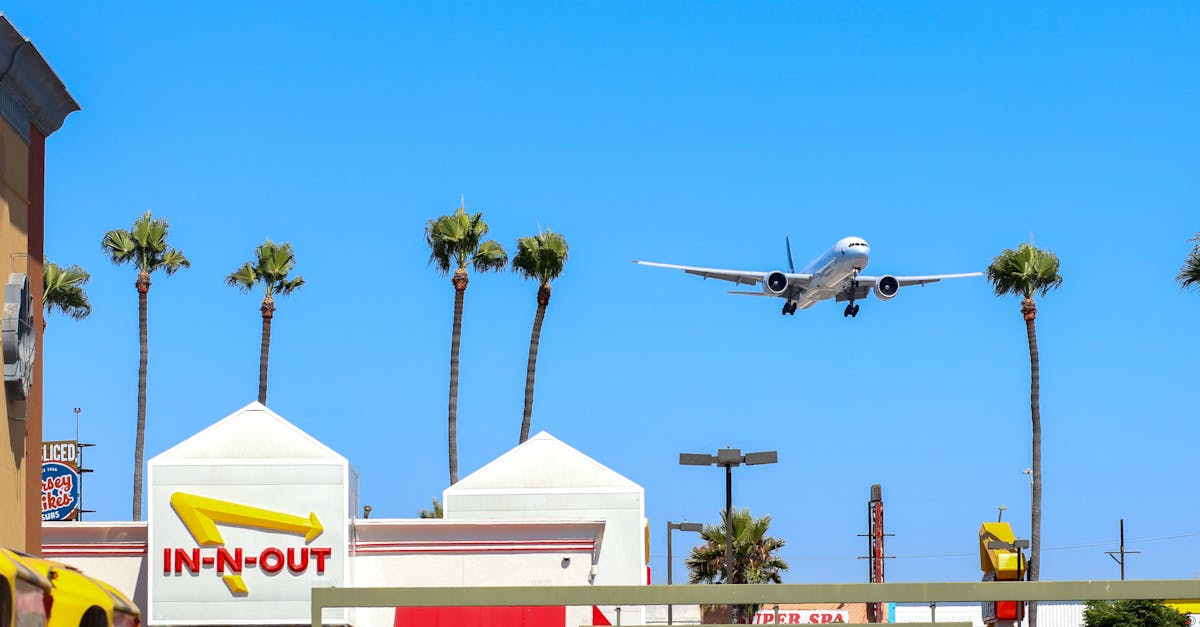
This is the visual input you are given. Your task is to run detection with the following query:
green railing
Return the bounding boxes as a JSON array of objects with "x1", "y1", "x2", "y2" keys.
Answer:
[{"x1": 311, "y1": 580, "x2": 1200, "y2": 627}]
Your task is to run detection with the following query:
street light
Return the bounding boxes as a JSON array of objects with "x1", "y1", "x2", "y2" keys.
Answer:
[
  {"x1": 680, "y1": 448, "x2": 778, "y2": 624},
  {"x1": 666, "y1": 520, "x2": 703, "y2": 625}
]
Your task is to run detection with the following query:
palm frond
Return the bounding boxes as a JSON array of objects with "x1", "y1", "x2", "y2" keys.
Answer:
[
  {"x1": 1177, "y1": 234, "x2": 1200, "y2": 290},
  {"x1": 43, "y1": 262, "x2": 92, "y2": 320},
  {"x1": 158, "y1": 248, "x2": 191, "y2": 275},
  {"x1": 472, "y1": 239, "x2": 509, "y2": 272},
  {"x1": 417, "y1": 498, "x2": 444, "y2": 519},
  {"x1": 512, "y1": 229, "x2": 569, "y2": 283},
  {"x1": 685, "y1": 508, "x2": 788, "y2": 585},
  {"x1": 276, "y1": 275, "x2": 305, "y2": 296},
  {"x1": 100, "y1": 229, "x2": 138, "y2": 265},
  {"x1": 426, "y1": 206, "x2": 507, "y2": 275},
  {"x1": 103, "y1": 211, "x2": 190, "y2": 280},
  {"x1": 986, "y1": 243, "x2": 1063, "y2": 299},
  {"x1": 228, "y1": 239, "x2": 303, "y2": 298},
  {"x1": 225, "y1": 262, "x2": 258, "y2": 292},
  {"x1": 426, "y1": 208, "x2": 480, "y2": 274}
]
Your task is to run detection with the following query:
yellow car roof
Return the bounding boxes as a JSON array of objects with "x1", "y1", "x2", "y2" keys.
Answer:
[
  {"x1": 2, "y1": 548, "x2": 138, "y2": 617},
  {"x1": 0, "y1": 548, "x2": 53, "y2": 591}
]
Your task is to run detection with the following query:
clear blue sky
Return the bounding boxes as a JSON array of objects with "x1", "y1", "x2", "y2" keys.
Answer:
[{"x1": 9, "y1": 2, "x2": 1198, "y2": 584}]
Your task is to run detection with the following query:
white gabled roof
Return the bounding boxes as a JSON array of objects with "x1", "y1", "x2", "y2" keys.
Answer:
[
  {"x1": 150, "y1": 402, "x2": 346, "y2": 463},
  {"x1": 447, "y1": 431, "x2": 641, "y2": 493}
]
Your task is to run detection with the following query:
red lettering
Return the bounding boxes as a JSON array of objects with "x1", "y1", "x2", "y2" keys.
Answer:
[
  {"x1": 163, "y1": 548, "x2": 171, "y2": 573},
  {"x1": 217, "y1": 548, "x2": 242, "y2": 574},
  {"x1": 311, "y1": 547, "x2": 332, "y2": 574},
  {"x1": 789, "y1": 613, "x2": 801, "y2": 624},
  {"x1": 174, "y1": 548, "x2": 201, "y2": 573},
  {"x1": 832, "y1": 616, "x2": 845, "y2": 623},
  {"x1": 40, "y1": 475, "x2": 73, "y2": 492},
  {"x1": 287, "y1": 547, "x2": 309, "y2": 573},
  {"x1": 259, "y1": 548, "x2": 285, "y2": 574}
]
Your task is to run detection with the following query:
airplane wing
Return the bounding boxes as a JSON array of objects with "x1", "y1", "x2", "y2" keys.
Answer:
[
  {"x1": 857, "y1": 272, "x2": 983, "y2": 288},
  {"x1": 633, "y1": 260, "x2": 814, "y2": 289},
  {"x1": 633, "y1": 260, "x2": 769, "y2": 287}
]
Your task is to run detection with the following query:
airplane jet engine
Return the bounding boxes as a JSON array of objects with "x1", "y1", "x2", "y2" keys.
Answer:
[
  {"x1": 874, "y1": 275, "x2": 899, "y2": 300},
  {"x1": 764, "y1": 271, "x2": 788, "y2": 295}
]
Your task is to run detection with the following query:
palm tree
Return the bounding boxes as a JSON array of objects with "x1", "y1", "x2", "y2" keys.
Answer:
[
  {"x1": 417, "y1": 498, "x2": 444, "y2": 519},
  {"x1": 43, "y1": 262, "x2": 92, "y2": 323},
  {"x1": 986, "y1": 242, "x2": 1062, "y2": 627},
  {"x1": 1177, "y1": 233, "x2": 1200, "y2": 289},
  {"x1": 425, "y1": 205, "x2": 507, "y2": 485},
  {"x1": 225, "y1": 239, "x2": 304, "y2": 405},
  {"x1": 102, "y1": 211, "x2": 190, "y2": 521},
  {"x1": 687, "y1": 508, "x2": 788, "y2": 623},
  {"x1": 511, "y1": 229, "x2": 568, "y2": 443}
]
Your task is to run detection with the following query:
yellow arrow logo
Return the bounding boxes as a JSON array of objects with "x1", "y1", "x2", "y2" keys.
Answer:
[
  {"x1": 169, "y1": 492, "x2": 325, "y2": 595},
  {"x1": 170, "y1": 492, "x2": 324, "y2": 545}
]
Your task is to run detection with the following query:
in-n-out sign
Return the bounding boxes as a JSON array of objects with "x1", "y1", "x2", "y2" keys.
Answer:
[{"x1": 166, "y1": 492, "x2": 331, "y2": 595}]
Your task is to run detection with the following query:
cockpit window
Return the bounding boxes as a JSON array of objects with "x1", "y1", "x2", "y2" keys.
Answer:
[{"x1": 848, "y1": 242, "x2": 868, "y2": 248}]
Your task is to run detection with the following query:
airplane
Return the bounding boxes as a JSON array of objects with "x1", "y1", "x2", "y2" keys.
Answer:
[{"x1": 633, "y1": 236, "x2": 982, "y2": 318}]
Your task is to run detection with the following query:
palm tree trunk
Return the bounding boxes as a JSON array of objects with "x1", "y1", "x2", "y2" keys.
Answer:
[
  {"x1": 132, "y1": 271, "x2": 150, "y2": 521},
  {"x1": 1022, "y1": 297, "x2": 1041, "y2": 627},
  {"x1": 519, "y1": 284, "x2": 551, "y2": 443},
  {"x1": 448, "y1": 269, "x2": 469, "y2": 485},
  {"x1": 259, "y1": 294, "x2": 274, "y2": 405}
]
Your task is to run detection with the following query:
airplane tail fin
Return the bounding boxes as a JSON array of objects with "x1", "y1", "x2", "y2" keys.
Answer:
[{"x1": 785, "y1": 236, "x2": 796, "y2": 273}]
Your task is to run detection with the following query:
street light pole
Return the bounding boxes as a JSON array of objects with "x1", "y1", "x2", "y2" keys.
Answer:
[
  {"x1": 667, "y1": 521, "x2": 703, "y2": 625},
  {"x1": 725, "y1": 463, "x2": 733, "y2": 596},
  {"x1": 680, "y1": 448, "x2": 778, "y2": 625}
]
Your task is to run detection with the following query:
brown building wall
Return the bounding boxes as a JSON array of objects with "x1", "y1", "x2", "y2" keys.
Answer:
[
  {"x1": 0, "y1": 118, "x2": 32, "y2": 550},
  {"x1": 0, "y1": 17, "x2": 78, "y2": 552},
  {"x1": 26, "y1": 124, "x2": 46, "y2": 552}
]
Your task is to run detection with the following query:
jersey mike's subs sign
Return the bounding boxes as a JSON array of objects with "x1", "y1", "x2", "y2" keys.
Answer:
[{"x1": 42, "y1": 440, "x2": 81, "y2": 521}]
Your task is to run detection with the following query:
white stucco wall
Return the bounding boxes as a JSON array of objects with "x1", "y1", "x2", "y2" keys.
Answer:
[
  {"x1": 42, "y1": 522, "x2": 148, "y2": 611},
  {"x1": 349, "y1": 518, "x2": 607, "y2": 627}
]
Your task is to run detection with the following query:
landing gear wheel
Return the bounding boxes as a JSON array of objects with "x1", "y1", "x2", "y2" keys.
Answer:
[
  {"x1": 852, "y1": 304, "x2": 860, "y2": 317},
  {"x1": 782, "y1": 302, "x2": 790, "y2": 316},
  {"x1": 843, "y1": 304, "x2": 852, "y2": 317}
]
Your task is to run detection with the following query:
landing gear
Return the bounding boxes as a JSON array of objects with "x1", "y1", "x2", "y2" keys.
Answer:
[
  {"x1": 781, "y1": 301, "x2": 797, "y2": 316},
  {"x1": 843, "y1": 271, "x2": 861, "y2": 318}
]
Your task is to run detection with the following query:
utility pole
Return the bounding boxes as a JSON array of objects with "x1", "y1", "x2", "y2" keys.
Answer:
[
  {"x1": 1104, "y1": 518, "x2": 1139, "y2": 580},
  {"x1": 74, "y1": 407, "x2": 96, "y2": 521}
]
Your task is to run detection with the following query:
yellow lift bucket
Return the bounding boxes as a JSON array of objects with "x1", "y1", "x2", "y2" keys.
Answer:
[{"x1": 979, "y1": 522, "x2": 1025, "y2": 581}]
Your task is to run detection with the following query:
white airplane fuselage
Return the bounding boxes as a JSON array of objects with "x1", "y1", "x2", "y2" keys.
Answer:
[{"x1": 786, "y1": 236, "x2": 870, "y2": 309}]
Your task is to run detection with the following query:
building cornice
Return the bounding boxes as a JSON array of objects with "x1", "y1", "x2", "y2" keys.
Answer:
[{"x1": 0, "y1": 14, "x2": 79, "y2": 141}]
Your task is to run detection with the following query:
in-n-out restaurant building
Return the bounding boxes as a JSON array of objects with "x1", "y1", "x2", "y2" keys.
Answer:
[{"x1": 44, "y1": 403, "x2": 651, "y2": 627}]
